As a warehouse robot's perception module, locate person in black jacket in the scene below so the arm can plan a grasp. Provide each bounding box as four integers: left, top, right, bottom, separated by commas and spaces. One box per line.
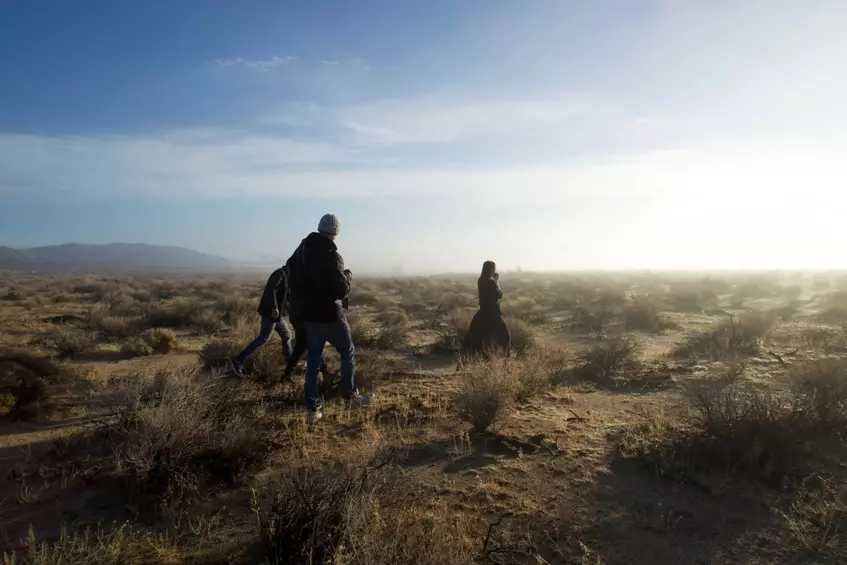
229, 266, 293, 378
461, 260, 511, 358
286, 214, 372, 423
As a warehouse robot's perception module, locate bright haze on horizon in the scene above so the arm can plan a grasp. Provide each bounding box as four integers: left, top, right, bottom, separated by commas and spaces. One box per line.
1, 0, 844, 273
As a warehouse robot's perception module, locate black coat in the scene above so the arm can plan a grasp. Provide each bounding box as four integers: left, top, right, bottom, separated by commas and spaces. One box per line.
478, 276, 503, 315
257, 267, 288, 320
462, 276, 510, 357
285, 232, 352, 323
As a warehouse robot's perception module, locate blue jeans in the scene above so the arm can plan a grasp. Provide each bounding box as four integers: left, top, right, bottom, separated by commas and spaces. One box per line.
304, 318, 356, 409
234, 315, 292, 365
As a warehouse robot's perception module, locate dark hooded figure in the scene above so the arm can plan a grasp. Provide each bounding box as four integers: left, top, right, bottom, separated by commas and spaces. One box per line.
461, 261, 511, 358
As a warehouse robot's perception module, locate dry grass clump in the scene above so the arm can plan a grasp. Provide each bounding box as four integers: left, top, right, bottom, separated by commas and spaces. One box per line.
665, 283, 718, 313
374, 326, 409, 351
48, 329, 98, 360
455, 357, 520, 431
120, 329, 179, 359
782, 474, 847, 558
431, 308, 475, 355
505, 297, 552, 326
109, 366, 268, 509
801, 328, 844, 352
214, 293, 255, 326
345, 312, 378, 346
198, 336, 281, 380
623, 361, 847, 489
504, 317, 536, 356
141, 298, 211, 332
624, 296, 678, 333
672, 312, 775, 361
198, 338, 241, 372
574, 336, 643, 384
569, 305, 614, 334
791, 359, 847, 431
86, 309, 136, 341
8, 523, 181, 565
818, 306, 847, 325
142, 328, 179, 354
376, 309, 410, 329
121, 338, 154, 358
0, 351, 58, 420
255, 451, 479, 565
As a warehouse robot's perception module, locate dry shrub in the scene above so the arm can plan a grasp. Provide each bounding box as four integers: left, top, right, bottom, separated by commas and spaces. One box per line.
141, 298, 204, 330
142, 328, 178, 354
575, 336, 643, 384
350, 287, 381, 307
374, 326, 409, 350
620, 383, 801, 486
530, 346, 571, 387
569, 306, 614, 334
198, 336, 281, 380
110, 367, 268, 509
455, 357, 519, 431
376, 309, 409, 329
624, 296, 678, 333
801, 328, 843, 352
215, 293, 255, 326
199, 338, 241, 372
505, 317, 536, 356
256, 451, 478, 565
346, 312, 378, 346
623, 370, 847, 489
792, 359, 847, 430
0, 351, 58, 420
86, 306, 137, 342
49, 329, 98, 360
665, 284, 718, 313
431, 308, 474, 355
121, 338, 153, 358
672, 312, 774, 361
819, 306, 847, 325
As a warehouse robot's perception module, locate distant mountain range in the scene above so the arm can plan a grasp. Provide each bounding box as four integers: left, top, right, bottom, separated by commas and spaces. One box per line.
0, 243, 234, 271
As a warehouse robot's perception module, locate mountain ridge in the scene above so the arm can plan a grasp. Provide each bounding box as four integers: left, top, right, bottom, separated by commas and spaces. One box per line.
0, 243, 233, 271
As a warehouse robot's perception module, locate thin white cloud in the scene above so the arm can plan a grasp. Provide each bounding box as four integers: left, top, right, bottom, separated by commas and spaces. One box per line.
1, 130, 843, 208
208, 55, 298, 71
338, 92, 599, 145
321, 60, 340, 66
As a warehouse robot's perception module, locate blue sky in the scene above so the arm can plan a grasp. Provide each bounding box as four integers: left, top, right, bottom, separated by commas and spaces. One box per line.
1, 0, 845, 272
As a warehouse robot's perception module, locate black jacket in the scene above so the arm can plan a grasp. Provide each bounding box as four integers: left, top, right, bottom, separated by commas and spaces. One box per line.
478, 276, 503, 316
257, 267, 288, 320
286, 232, 352, 323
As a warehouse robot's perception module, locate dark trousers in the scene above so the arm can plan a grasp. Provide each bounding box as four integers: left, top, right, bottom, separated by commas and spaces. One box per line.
284, 315, 327, 376
304, 318, 356, 409
234, 315, 292, 365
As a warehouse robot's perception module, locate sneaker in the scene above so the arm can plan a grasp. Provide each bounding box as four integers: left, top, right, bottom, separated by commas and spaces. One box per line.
345, 392, 374, 407
229, 358, 245, 378
307, 409, 323, 425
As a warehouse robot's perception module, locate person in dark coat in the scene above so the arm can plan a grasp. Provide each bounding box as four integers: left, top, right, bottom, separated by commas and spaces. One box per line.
461, 261, 511, 358
229, 266, 293, 378
286, 213, 372, 424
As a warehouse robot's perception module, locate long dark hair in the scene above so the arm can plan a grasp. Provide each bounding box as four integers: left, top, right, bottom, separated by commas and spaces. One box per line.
480, 261, 497, 280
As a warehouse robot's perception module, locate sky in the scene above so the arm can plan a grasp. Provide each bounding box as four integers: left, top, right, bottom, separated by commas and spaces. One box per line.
1, 0, 845, 273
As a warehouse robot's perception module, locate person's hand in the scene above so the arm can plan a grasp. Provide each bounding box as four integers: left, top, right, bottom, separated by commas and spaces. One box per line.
344, 269, 352, 278
271, 308, 280, 320
493, 272, 500, 281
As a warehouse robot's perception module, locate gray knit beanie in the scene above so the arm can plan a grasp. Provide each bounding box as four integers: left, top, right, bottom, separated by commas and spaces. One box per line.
318, 213, 340, 236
